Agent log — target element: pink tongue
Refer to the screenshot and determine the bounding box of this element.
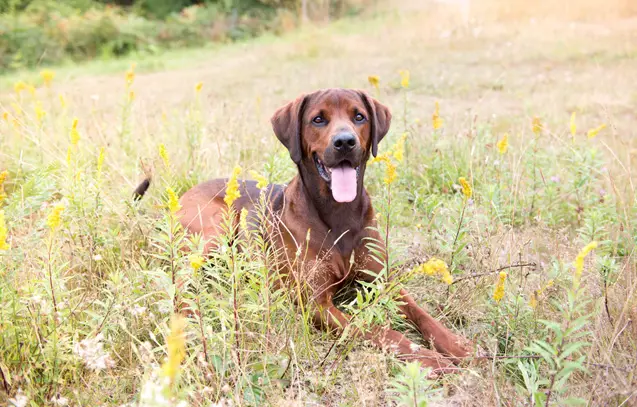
[330,165,357,202]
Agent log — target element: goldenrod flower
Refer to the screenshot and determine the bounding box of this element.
[587,124,606,139]
[46,203,65,231]
[493,272,507,303]
[432,101,443,130]
[392,133,407,163]
[414,257,453,285]
[166,187,181,214]
[249,170,268,189]
[0,170,7,186]
[368,75,380,91]
[14,81,28,94]
[96,147,105,175]
[240,208,249,231]
[189,254,205,271]
[34,102,46,123]
[383,158,397,186]
[195,82,203,93]
[40,69,55,87]
[224,166,242,208]
[70,118,80,145]
[529,291,538,309]
[458,177,472,199]
[369,151,390,165]
[496,133,509,155]
[161,315,186,383]
[399,70,410,89]
[11,103,22,116]
[532,116,542,135]
[570,112,576,137]
[158,143,170,168]
[573,241,598,286]
[0,210,8,250]
[125,64,136,85]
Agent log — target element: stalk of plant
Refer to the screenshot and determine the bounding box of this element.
[526,242,597,406]
[449,177,472,270]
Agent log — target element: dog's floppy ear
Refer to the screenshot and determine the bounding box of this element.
[358,91,392,157]
[271,94,309,164]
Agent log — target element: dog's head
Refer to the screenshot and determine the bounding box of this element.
[271,89,391,203]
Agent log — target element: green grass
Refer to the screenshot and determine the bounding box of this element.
[1,1,637,406]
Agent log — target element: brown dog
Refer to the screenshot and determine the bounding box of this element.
[138,89,471,373]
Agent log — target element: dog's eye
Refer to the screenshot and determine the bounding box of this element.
[354,113,366,123]
[312,116,325,124]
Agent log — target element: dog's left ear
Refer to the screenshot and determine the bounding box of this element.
[358,91,392,157]
[271,94,309,164]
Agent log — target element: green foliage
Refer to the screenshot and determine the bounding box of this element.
[387,362,440,407]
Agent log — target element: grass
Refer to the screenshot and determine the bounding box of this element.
[1,0,637,405]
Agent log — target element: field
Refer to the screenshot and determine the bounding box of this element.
[1,0,637,405]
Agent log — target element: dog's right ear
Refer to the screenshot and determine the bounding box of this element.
[271,94,309,164]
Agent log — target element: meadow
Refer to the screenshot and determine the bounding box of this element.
[1,1,637,405]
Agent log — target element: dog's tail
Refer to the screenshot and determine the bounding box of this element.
[133,160,152,201]
[133,178,151,201]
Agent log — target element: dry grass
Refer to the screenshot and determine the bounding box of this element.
[1,0,637,405]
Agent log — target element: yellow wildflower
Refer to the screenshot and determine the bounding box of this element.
[59,94,67,109]
[224,166,242,208]
[368,75,380,91]
[14,81,28,95]
[414,257,453,285]
[128,91,135,101]
[125,64,136,85]
[70,118,80,145]
[2,111,8,122]
[573,241,598,287]
[369,151,390,165]
[166,187,181,214]
[493,272,507,303]
[383,158,397,186]
[458,177,472,199]
[11,103,22,116]
[587,124,606,139]
[249,170,268,189]
[66,147,72,166]
[0,210,8,250]
[529,291,538,309]
[40,69,55,87]
[189,254,205,271]
[158,143,170,168]
[532,116,542,135]
[34,102,46,123]
[161,315,186,383]
[399,70,410,89]
[97,147,105,175]
[432,101,443,130]
[195,82,203,93]
[46,203,65,231]
[496,133,509,155]
[240,208,249,231]
[392,133,407,163]
[0,170,7,186]
[570,112,576,138]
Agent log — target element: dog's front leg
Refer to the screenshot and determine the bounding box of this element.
[312,292,458,374]
[355,244,473,364]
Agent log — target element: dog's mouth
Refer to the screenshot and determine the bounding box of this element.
[314,153,360,203]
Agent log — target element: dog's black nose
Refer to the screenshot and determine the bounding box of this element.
[332,133,357,152]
